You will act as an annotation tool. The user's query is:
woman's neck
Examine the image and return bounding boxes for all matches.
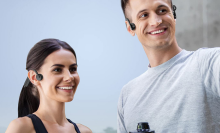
[34,97,67,126]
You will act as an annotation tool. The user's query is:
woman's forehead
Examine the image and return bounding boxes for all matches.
[43,49,76,66]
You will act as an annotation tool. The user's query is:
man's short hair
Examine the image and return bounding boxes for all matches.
[121,0,173,20]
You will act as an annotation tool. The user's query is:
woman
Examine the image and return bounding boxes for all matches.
[6,39,92,133]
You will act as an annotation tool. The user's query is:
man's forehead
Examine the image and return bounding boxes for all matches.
[129,0,170,11]
[128,0,171,18]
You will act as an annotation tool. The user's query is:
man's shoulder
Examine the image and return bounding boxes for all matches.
[193,47,220,56]
[187,47,220,64]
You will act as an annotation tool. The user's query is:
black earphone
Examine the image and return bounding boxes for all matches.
[126,5,177,31]
[33,70,43,81]
[126,18,136,30]
[173,5,177,19]
[24,69,43,87]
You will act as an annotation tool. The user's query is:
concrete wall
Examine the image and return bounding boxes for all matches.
[175,0,220,50]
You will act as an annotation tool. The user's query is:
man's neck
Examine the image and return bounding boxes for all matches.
[144,40,182,68]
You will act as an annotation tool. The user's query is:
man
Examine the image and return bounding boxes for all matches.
[117,0,220,132]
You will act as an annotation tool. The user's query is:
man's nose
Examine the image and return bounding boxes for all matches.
[148,12,162,27]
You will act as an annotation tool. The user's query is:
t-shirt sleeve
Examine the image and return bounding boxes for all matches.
[197,47,220,97]
[117,88,128,133]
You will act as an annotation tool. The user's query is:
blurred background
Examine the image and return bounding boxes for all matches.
[0,0,219,133]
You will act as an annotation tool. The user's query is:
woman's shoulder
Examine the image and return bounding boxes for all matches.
[5,116,35,133]
[76,123,93,133]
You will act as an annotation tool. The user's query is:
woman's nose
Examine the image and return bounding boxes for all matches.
[63,70,74,82]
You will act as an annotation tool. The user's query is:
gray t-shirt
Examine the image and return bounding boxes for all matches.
[117,48,220,133]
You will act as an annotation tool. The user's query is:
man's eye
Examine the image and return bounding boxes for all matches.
[53,68,62,72]
[141,13,148,18]
[70,67,77,72]
[159,9,167,13]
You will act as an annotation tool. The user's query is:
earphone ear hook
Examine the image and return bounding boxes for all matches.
[172,5,177,19]
[33,70,43,81]
[125,18,136,30]
[23,69,43,87]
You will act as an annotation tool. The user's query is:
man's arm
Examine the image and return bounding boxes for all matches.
[197,47,220,96]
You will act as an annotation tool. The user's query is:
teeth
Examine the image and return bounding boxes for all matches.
[58,87,73,90]
[150,29,164,34]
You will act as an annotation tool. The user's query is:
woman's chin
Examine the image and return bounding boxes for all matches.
[64,97,74,102]
[65,98,74,102]
[56,96,74,103]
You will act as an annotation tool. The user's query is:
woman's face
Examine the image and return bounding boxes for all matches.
[37,48,80,102]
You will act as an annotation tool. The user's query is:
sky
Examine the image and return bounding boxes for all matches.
[0,1,149,133]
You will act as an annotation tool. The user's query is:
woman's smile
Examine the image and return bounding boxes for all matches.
[56,85,75,93]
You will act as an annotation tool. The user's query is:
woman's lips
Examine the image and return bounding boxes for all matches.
[56,86,74,93]
[59,89,73,93]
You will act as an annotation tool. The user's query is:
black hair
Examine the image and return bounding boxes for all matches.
[18,39,77,117]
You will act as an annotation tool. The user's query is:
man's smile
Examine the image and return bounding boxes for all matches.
[147,27,168,35]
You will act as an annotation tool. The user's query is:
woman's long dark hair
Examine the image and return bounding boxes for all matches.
[18,39,77,117]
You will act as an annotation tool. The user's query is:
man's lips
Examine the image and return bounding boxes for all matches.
[147,27,168,34]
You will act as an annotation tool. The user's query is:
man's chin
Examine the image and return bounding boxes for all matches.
[142,40,170,49]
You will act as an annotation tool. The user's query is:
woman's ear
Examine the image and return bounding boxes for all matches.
[125,21,135,36]
[28,70,40,86]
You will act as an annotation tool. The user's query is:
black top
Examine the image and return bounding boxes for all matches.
[27,114,81,133]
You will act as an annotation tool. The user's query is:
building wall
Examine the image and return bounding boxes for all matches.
[175,0,220,50]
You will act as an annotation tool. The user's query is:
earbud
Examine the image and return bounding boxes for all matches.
[173,5,177,19]
[126,18,136,30]
[33,70,43,81]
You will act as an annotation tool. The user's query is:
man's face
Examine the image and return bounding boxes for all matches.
[127,0,176,49]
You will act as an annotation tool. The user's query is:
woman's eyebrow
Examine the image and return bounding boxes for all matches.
[70,64,78,67]
[51,63,77,67]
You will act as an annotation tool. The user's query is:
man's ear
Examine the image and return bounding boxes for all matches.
[125,21,135,36]
[27,70,40,85]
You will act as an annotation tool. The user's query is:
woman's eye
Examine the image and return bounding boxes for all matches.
[53,68,62,72]
[70,67,77,72]
[141,13,148,18]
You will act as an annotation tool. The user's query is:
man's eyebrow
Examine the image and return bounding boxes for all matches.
[157,5,168,9]
[136,4,169,17]
[51,63,77,67]
[137,9,148,17]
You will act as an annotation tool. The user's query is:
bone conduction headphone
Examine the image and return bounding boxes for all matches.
[126,5,177,31]
[24,70,43,87]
